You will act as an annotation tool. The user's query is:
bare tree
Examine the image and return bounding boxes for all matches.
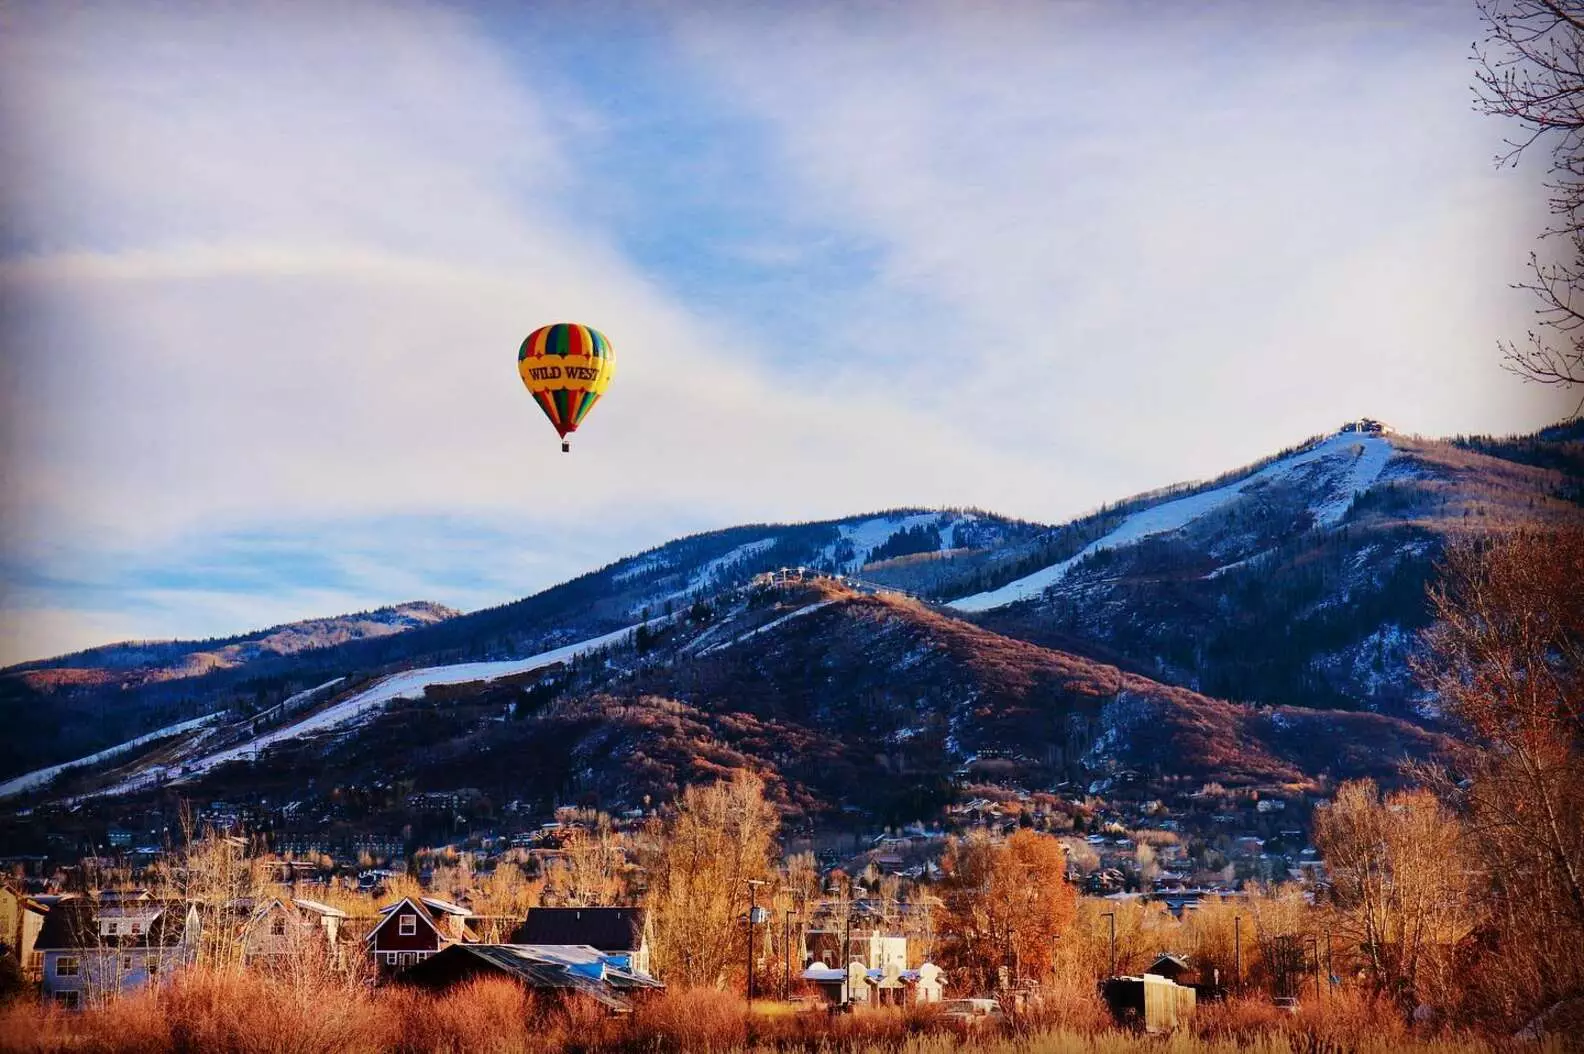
[1414,529,1584,1026]
[1313,781,1476,1011]
[149,810,269,973]
[642,771,779,989]
[1475,1,1584,400]
[543,817,628,908]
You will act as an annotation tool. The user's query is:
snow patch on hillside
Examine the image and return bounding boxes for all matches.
[699,601,836,656]
[611,552,669,585]
[1311,623,1414,706]
[825,513,944,572]
[950,433,1394,612]
[0,712,225,800]
[690,538,778,590]
[84,624,643,798]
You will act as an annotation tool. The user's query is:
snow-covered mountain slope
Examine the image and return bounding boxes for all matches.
[48,580,1451,821]
[951,432,1394,612]
[0,713,225,801]
[70,623,646,800]
[3,420,1578,798]
[968,425,1584,717]
[10,601,458,679]
[0,511,1039,784]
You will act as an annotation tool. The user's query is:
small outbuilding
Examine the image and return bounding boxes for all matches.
[1102,973,1196,1033]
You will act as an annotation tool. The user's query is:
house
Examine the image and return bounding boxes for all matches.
[511,907,651,976]
[401,943,663,1010]
[0,884,50,979]
[1143,953,1199,987]
[804,929,906,971]
[418,897,475,943]
[34,899,197,1008]
[801,960,944,1007]
[367,896,455,975]
[240,898,349,966]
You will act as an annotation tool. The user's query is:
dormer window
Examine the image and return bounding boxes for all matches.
[399,914,416,936]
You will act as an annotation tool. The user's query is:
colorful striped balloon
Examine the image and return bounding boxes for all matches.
[517,323,616,452]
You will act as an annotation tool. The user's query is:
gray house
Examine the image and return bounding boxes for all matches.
[34,898,197,1008]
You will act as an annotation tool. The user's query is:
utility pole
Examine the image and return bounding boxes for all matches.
[1101,911,1117,978]
[1308,936,1322,1006]
[746,879,765,1011]
[842,903,853,1006]
[1234,916,1242,992]
[783,905,793,1000]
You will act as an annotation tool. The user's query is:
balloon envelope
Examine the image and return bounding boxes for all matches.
[517,323,615,441]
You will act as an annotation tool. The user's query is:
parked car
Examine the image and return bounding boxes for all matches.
[1273,997,1301,1014]
[942,998,1005,1024]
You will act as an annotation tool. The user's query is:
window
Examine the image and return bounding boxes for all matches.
[271,917,287,936]
[55,956,79,977]
[55,991,80,1010]
[398,914,416,937]
[146,956,160,976]
[130,922,142,936]
[385,953,397,965]
[398,952,415,967]
[122,955,134,970]
[104,921,118,935]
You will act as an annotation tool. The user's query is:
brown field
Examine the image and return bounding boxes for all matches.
[0,971,1557,1054]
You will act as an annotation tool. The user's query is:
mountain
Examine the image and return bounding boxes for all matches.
[944,422,1584,719]
[1,419,1579,832]
[12,601,460,685]
[8,580,1450,830]
[0,512,1038,782]
[0,602,458,780]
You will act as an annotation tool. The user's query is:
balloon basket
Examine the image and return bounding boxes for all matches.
[562,441,570,454]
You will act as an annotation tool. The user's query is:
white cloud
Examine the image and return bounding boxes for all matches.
[0,0,1572,662]
[0,0,1056,660]
[666,0,1574,476]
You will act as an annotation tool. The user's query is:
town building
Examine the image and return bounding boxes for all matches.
[34,898,197,1008]
[401,943,663,1010]
[511,907,651,977]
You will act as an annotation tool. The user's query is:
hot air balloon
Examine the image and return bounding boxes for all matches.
[517,322,615,453]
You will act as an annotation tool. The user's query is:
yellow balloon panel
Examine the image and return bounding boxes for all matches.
[518,353,615,394]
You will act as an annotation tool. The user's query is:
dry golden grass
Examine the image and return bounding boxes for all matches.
[0,971,1562,1054]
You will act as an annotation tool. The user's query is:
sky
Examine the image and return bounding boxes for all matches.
[0,0,1574,664]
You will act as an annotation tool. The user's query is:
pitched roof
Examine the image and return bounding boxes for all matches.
[33,899,188,951]
[420,897,471,918]
[366,897,443,944]
[511,907,646,952]
[402,944,660,1010]
[292,898,348,919]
